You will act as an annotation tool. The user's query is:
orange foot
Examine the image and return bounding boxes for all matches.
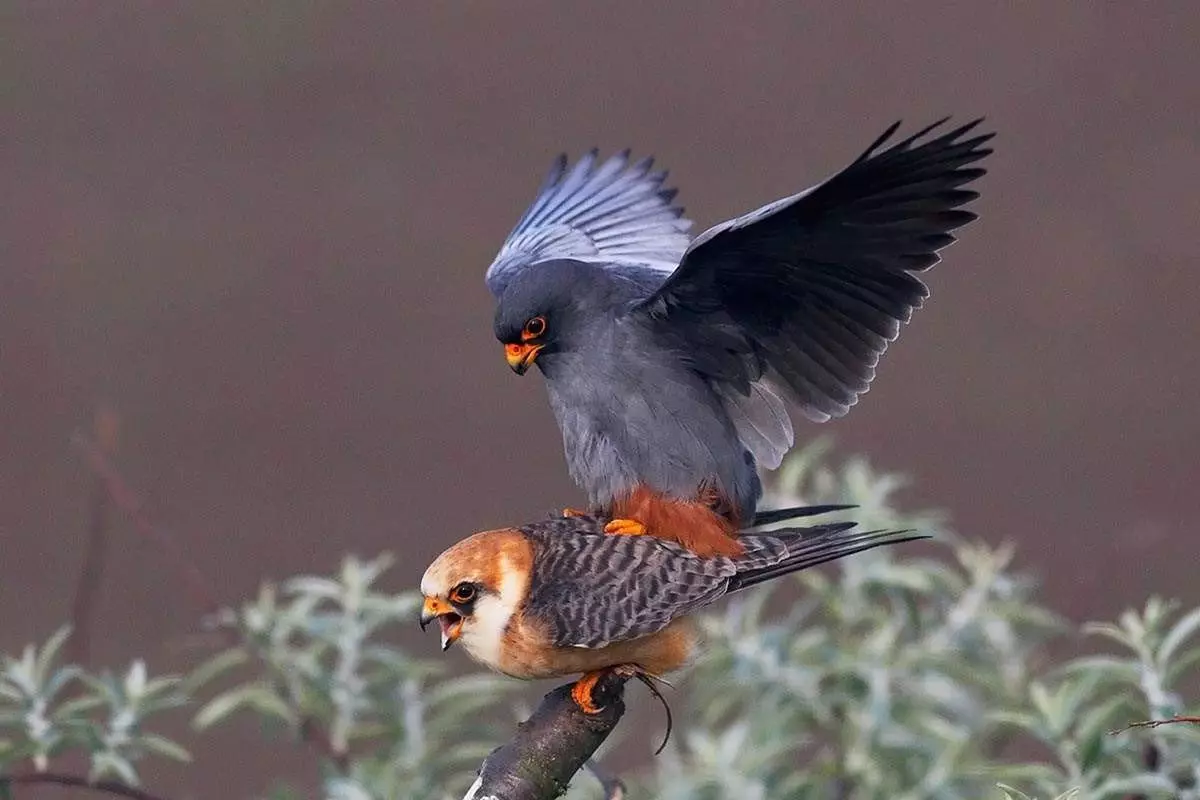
[570,665,646,715]
[571,669,608,714]
[561,507,589,518]
[603,518,646,536]
[612,485,743,558]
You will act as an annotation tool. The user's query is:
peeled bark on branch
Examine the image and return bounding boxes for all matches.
[463,672,629,800]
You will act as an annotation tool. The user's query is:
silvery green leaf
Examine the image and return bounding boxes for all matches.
[1158,606,1200,671]
[194,684,296,730]
[183,648,249,693]
[283,576,345,600]
[1091,773,1179,798]
[89,750,140,786]
[139,732,191,762]
[33,627,73,686]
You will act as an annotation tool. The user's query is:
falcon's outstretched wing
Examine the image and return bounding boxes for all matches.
[520,520,923,649]
[485,151,692,296]
[634,118,994,424]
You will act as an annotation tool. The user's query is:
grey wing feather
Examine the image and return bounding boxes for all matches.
[520,524,805,649]
[485,151,693,296]
[720,380,795,470]
[519,519,927,649]
[520,527,745,648]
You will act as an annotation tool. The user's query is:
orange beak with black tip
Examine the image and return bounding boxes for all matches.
[504,342,543,375]
[420,596,463,651]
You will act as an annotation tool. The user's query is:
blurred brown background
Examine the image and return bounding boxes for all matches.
[1,3,1197,796]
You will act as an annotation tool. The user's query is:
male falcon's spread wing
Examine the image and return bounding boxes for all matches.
[634,118,994,424]
[520,520,921,649]
[484,150,692,296]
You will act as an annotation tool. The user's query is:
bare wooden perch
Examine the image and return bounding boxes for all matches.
[463,672,630,800]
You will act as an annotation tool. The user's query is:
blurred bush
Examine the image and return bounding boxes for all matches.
[0,446,1196,799]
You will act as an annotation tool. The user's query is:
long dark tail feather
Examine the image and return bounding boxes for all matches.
[749,503,857,528]
[728,528,929,593]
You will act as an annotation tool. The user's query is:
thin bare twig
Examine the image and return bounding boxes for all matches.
[70,433,221,619]
[70,437,348,771]
[584,759,626,800]
[1110,715,1200,735]
[299,716,350,772]
[1,771,170,800]
[68,408,120,665]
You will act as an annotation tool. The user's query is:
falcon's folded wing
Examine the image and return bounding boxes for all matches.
[520,520,923,649]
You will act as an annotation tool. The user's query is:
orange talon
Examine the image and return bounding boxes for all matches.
[611,485,743,557]
[562,507,588,518]
[604,518,647,536]
[571,670,607,714]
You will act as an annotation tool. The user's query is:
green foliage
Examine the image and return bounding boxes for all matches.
[1,446,1196,799]
[638,445,1200,800]
[0,626,188,785]
[193,553,513,800]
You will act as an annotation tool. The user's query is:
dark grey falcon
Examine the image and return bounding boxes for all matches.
[488,119,993,526]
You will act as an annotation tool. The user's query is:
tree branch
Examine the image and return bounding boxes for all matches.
[1109,715,1200,735]
[68,408,120,665]
[1,771,170,800]
[70,433,220,617]
[463,673,629,800]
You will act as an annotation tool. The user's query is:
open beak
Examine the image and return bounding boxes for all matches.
[504,342,543,375]
[420,596,463,651]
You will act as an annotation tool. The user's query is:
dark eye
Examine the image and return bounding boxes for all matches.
[450,583,476,604]
[522,316,546,339]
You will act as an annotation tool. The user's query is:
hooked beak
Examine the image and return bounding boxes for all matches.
[420,596,463,651]
[504,342,543,375]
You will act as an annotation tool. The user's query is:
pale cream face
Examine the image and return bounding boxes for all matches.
[419,530,533,672]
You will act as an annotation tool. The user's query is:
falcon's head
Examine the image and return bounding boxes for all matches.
[486,150,693,376]
[493,259,662,376]
[492,261,600,376]
[419,530,532,663]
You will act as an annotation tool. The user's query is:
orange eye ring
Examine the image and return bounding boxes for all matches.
[521,316,546,341]
[450,583,477,605]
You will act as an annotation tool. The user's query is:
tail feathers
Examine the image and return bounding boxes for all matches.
[749,503,857,528]
[728,527,928,593]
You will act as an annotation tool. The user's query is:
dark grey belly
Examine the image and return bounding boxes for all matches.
[556,404,760,515]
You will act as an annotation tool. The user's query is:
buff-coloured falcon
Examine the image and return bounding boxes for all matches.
[419,511,924,716]
[487,119,992,556]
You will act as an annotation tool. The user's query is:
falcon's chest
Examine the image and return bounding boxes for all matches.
[541,333,737,504]
[545,368,638,502]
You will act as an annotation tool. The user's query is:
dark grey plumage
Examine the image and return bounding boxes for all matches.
[488,120,993,520]
[518,514,925,649]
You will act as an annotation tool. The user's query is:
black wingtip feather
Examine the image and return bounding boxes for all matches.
[749,503,858,527]
[728,528,930,593]
[896,116,954,150]
[854,120,905,165]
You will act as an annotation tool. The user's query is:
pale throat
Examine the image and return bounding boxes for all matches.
[460,554,526,668]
